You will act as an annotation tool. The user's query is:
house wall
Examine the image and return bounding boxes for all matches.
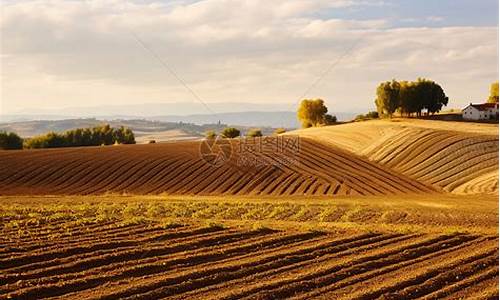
[462,106,485,120]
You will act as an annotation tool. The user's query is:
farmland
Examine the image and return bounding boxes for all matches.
[0,119,498,299]
[0,138,436,197]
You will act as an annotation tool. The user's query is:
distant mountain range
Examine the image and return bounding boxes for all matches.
[3,102,361,128]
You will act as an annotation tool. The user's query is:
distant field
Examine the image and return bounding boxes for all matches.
[134,129,200,143]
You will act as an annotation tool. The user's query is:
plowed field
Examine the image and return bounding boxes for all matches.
[0,138,435,196]
[288,119,499,194]
[1,218,497,300]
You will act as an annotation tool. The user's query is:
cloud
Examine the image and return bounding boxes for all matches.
[0,0,498,114]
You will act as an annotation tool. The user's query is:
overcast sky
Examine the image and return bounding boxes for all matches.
[1,0,498,115]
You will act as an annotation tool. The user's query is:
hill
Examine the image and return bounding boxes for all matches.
[288,119,498,194]
[0,138,435,196]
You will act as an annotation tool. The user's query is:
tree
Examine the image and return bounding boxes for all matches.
[246,129,263,137]
[399,81,419,117]
[375,80,400,117]
[297,99,328,128]
[418,79,448,115]
[120,127,136,144]
[488,81,499,103]
[205,130,217,139]
[0,131,23,150]
[324,114,337,125]
[221,127,240,138]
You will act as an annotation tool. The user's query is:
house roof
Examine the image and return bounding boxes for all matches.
[465,103,498,111]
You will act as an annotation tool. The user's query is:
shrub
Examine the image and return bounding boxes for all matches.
[355,111,379,121]
[205,130,217,139]
[0,131,23,150]
[221,127,240,138]
[324,114,337,125]
[246,129,263,137]
[274,128,286,135]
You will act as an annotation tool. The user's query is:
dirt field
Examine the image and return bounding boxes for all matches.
[287,119,499,194]
[0,138,436,196]
[0,119,498,299]
[0,195,498,300]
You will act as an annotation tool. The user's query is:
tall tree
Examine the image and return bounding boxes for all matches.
[398,81,416,117]
[488,81,499,103]
[375,80,400,117]
[418,79,448,115]
[297,99,328,128]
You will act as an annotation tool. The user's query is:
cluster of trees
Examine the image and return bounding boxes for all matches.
[297,99,337,128]
[488,81,499,103]
[375,78,448,117]
[205,127,286,139]
[0,131,24,150]
[205,128,241,139]
[24,125,135,149]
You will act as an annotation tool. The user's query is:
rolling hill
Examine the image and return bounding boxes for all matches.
[0,137,435,196]
[288,119,499,195]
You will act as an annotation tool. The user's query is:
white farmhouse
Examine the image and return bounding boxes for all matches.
[462,103,499,120]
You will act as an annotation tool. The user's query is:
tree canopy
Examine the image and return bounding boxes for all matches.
[221,127,240,138]
[375,78,448,117]
[297,99,335,128]
[488,81,499,103]
[375,80,400,117]
[0,131,23,150]
[205,130,217,139]
[246,129,263,137]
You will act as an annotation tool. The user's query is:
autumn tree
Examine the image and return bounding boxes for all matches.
[488,81,499,103]
[205,130,217,139]
[375,80,400,117]
[297,99,328,128]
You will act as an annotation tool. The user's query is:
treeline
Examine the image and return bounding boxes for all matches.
[0,131,23,150]
[375,78,448,117]
[0,125,135,150]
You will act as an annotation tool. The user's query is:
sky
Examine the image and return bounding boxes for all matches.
[0,0,498,115]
